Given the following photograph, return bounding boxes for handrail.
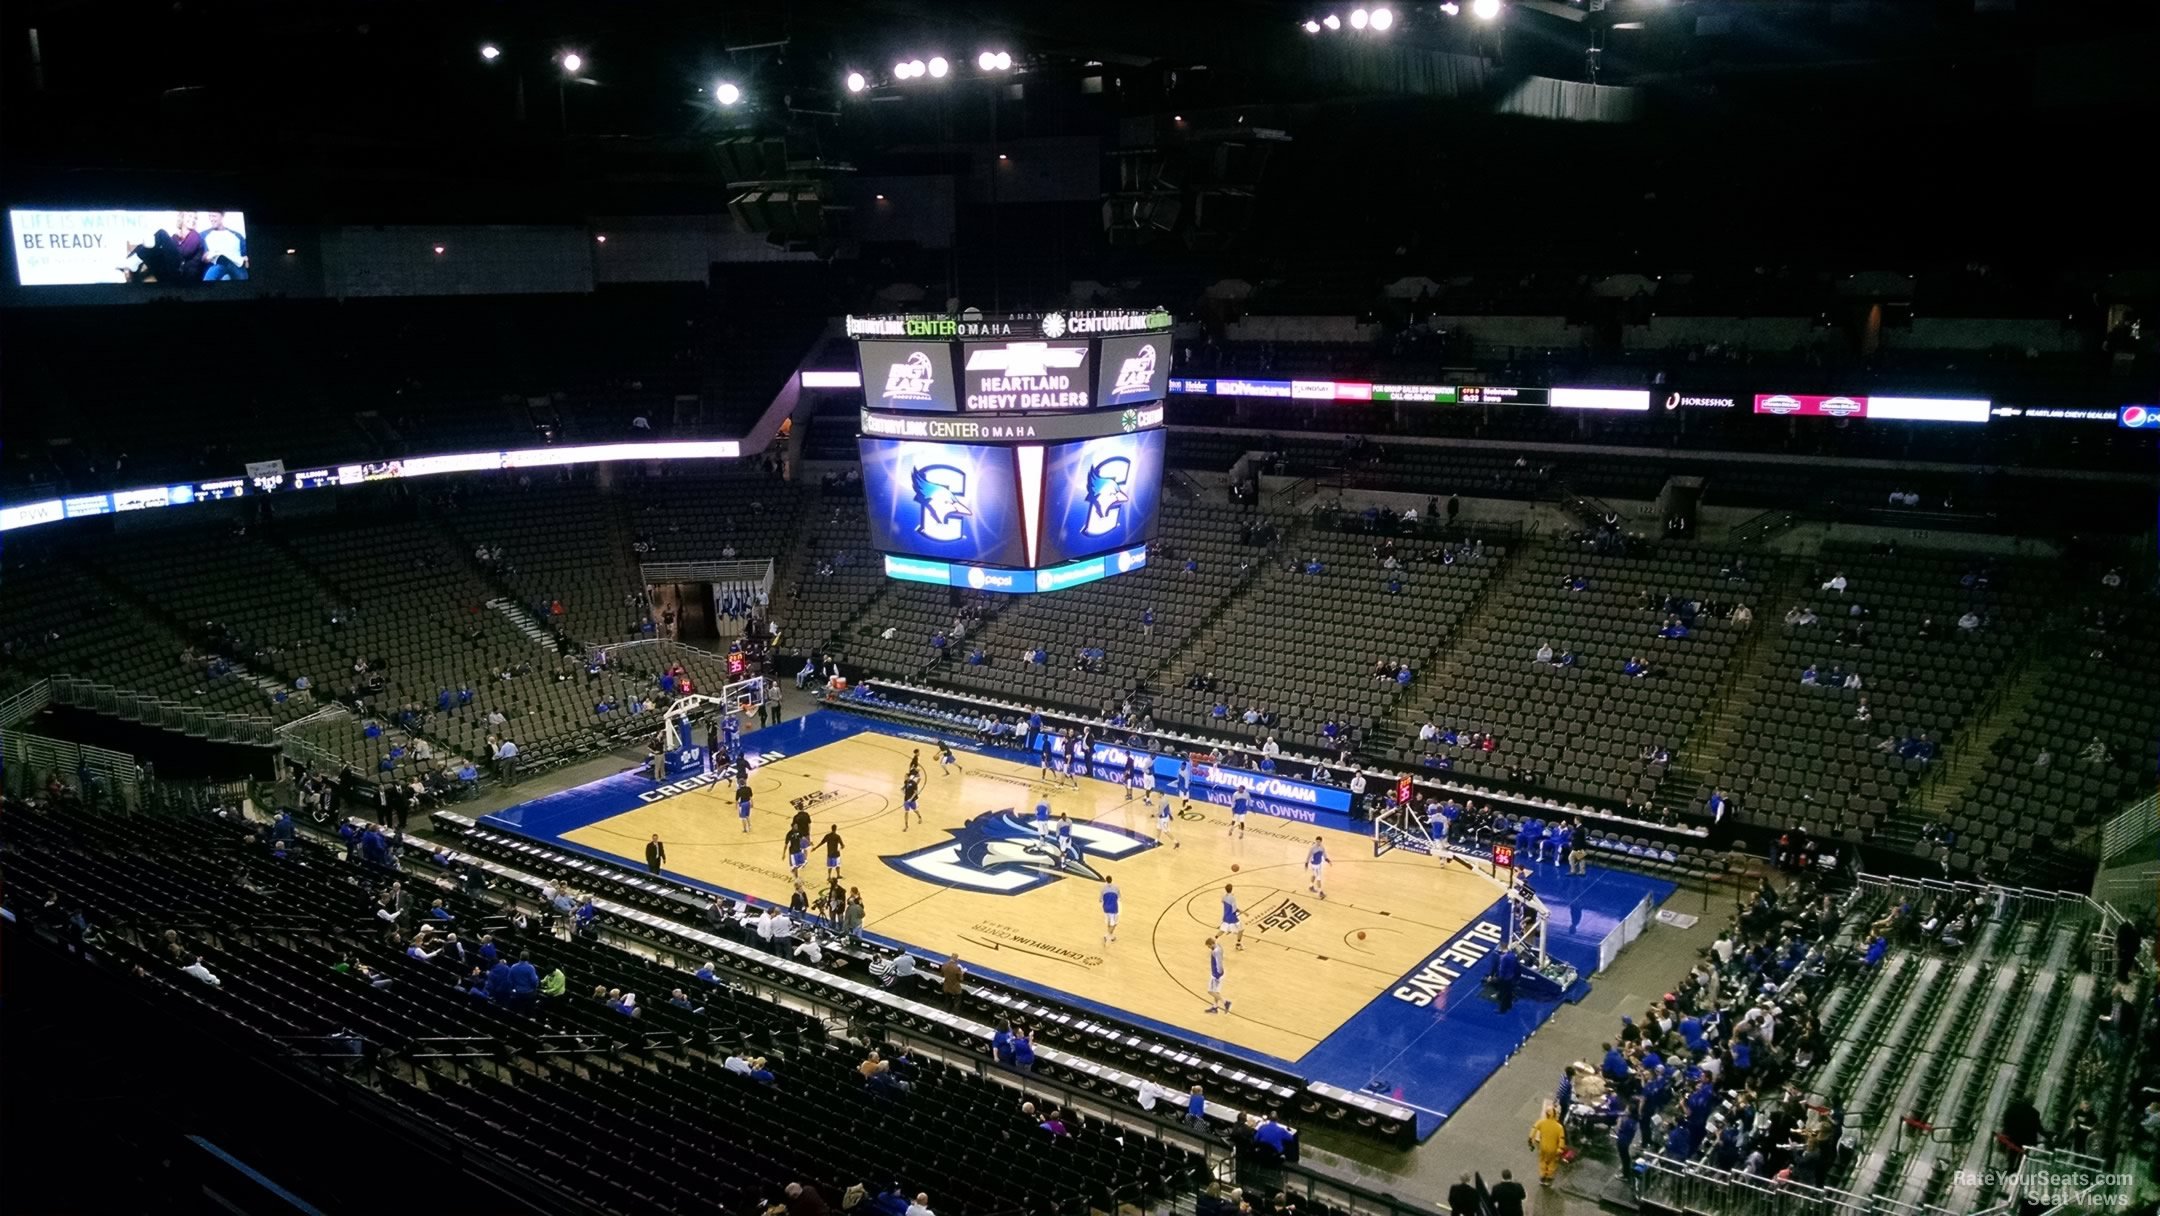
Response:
[0,678,52,728]
[46,675,279,746]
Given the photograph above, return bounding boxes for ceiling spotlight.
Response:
[1351,9,1369,29]
[1302,19,1321,32]
[846,71,866,93]
[1441,2,1460,12]
[875,194,887,200]
[1472,0,1500,18]
[907,59,926,78]
[993,52,1012,70]
[1323,13,1341,29]
[479,43,501,62]
[978,50,997,70]
[1371,6,1394,30]
[559,52,583,74]
[433,245,446,255]
[595,234,607,243]
[928,56,949,78]
[998,153,1009,160]
[715,81,741,105]
[1174,114,1183,121]
[284,247,297,255]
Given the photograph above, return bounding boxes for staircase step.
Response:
[486,598,559,649]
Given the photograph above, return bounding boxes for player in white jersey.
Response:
[1229,789,1250,837]
[1155,797,1180,848]
[1204,935,1230,1013]
[1306,836,1330,899]
[1054,813,1075,866]
[1219,884,1246,950]
[1101,876,1121,944]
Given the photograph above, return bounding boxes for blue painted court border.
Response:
[481,710,1672,1139]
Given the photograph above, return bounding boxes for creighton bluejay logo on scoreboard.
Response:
[1081,457,1132,537]
[909,465,973,543]
[884,810,1157,894]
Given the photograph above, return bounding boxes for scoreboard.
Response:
[848,310,1173,594]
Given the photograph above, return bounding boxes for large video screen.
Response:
[857,340,959,412]
[962,340,1093,412]
[10,209,251,286]
[858,438,1030,568]
[1096,333,1171,407]
[1036,430,1165,566]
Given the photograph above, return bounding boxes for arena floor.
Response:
[484,711,1673,1136]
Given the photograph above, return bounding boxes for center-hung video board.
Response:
[847,309,1173,593]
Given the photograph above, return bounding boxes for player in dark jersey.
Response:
[901,768,924,830]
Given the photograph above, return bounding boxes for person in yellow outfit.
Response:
[1530,1101,1568,1187]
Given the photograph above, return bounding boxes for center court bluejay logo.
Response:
[884,810,1157,894]
[910,465,973,543]
[1081,457,1132,537]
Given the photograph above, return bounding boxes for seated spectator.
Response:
[1957,611,1982,632]
[1800,665,1818,686]
[1534,641,1554,664]
[1784,606,1818,627]
[2080,736,2112,765]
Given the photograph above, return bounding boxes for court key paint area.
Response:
[519,717,1505,1063]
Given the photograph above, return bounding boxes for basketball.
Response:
[1231,863,1241,872]
[1357,931,1367,940]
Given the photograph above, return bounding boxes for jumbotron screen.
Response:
[850,310,1172,593]
[10,208,252,286]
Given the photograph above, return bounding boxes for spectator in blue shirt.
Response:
[1253,1114,1292,1155]
[1185,1085,1208,1127]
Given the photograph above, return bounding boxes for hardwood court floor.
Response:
[562,732,1502,1061]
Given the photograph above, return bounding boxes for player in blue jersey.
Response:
[901,768,923,830]
[1176,758,1193,797]
[1101,875,1121,944]
[1155,796,1180,848]
[1307,836,1330,899]
[736,780,754,832]
[1219,884,1246,951]
[1033,799,1053,847]
[721,713,741,761]
[1205,936,1230,1013]
[1229,788,1250,838]
[937,740,959,776]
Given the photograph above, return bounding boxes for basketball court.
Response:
[483,708,1672,1135]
